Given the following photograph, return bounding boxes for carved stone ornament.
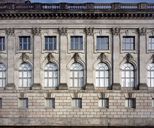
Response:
[139,27,146,36]
[72,53,80,62]
[125,53,133,63]
[112,27,120,35]
[58,27,67,36]
[84,27,94,36]
[46,53,54,62]
[31,28,41,35]
[128,92,132,98]
[98,53,107,62]
[151,54,154,63]
[20,53,29,62]
[5,28,14,36]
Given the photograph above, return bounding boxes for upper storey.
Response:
[0,0,28,3]
[0,2,154,19]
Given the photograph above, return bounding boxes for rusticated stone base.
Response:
[139,83,148,90]
[0,117,154,126]
[112,83,121,90]
[58,83,68,90]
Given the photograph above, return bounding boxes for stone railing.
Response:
[0,2,154,11]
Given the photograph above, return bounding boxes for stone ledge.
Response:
[0,117,154,126]
[112,83,121,90]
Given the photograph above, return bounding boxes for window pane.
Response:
[96,36,109,50]
[71,36,83,50]
[19,36,30,50]
[122,36,135,51]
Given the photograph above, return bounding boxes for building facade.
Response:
[0,2,154,127]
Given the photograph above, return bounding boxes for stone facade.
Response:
[0,2,154,127]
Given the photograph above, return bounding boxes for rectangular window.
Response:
[122,36,135,51]
[18,98,28,109]
[45,98,55,108]
[71,36,83,50]
[72,98,82,108]
[45,36,57,51]
[98,98,109,108]
[0,98,2,109]
[19,36,31,50]
[125,98,136,108]
[148,36,154,51]
[96,36,109,51]
[0,37,5,51]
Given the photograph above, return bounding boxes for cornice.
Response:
[0,3,153,19]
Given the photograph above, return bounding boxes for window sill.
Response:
[95,87,111,90]
[16,50,32,54]
[147,50,154,53]
[68,50,84,54]
[0,51,7,54]
[121,50,136,54]
[42,50,58,54]
[95,50,110,54]
[43,87,58,90]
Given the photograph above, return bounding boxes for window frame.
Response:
[45,98,55,109]
[19,36,31,51]
[19,63,32,88]
[68,34,85,53]
[147,63,154,87]
[121,63,135,88]
[125,98,136,109]
[0,63,6,88]
[94,33,111,53]
[72,98,82,109]
[98,98,109,108]
[18,98,28,109]
[95,63,110,88]
[44,63,59,88]
[122,36,135,51]
[0,36,5,52]
[70,63,84,88]
[147,36,154,52]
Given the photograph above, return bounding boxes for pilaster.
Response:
[5,28,15,89]
[32,28,41,89]
[58,28,68,89]
[112,27,121,90]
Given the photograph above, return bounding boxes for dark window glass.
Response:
[71,36,83,50]
[19,36,30,50]
[122,36,135,51]
[96,36,109,50]
[45,36,57,50]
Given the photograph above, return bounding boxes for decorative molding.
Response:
[112,27,120,36]
[20,53,29,63]
[5,28,14,36]
[46,53,54,62]
[72,53,81,63]
[31,28,41,35]
[151,54,154,63]
[125,53,134,63]
[138,27,146,36]
[98,53,107,62]
[84,27,94,36]
[58,28,67,36]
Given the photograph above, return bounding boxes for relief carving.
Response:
[31,28,41,35]
[112,27,120,35]
[5,28,14,36]
[84,27,94,36]
[58,27,67,36]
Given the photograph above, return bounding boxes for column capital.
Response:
[58,27,67,36]
[31,27,41,35]
[5,28,15,36]
[138,27,146,36]
[84,27,94,36]
[111,27,120,36]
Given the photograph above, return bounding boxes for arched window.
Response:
[0,63,6,87]
[70,63,84,88]
[147,63,154,87]
[96,63,109,87]
[44,63,58,87]
[19,63,32,87]
[121,63,135,87]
